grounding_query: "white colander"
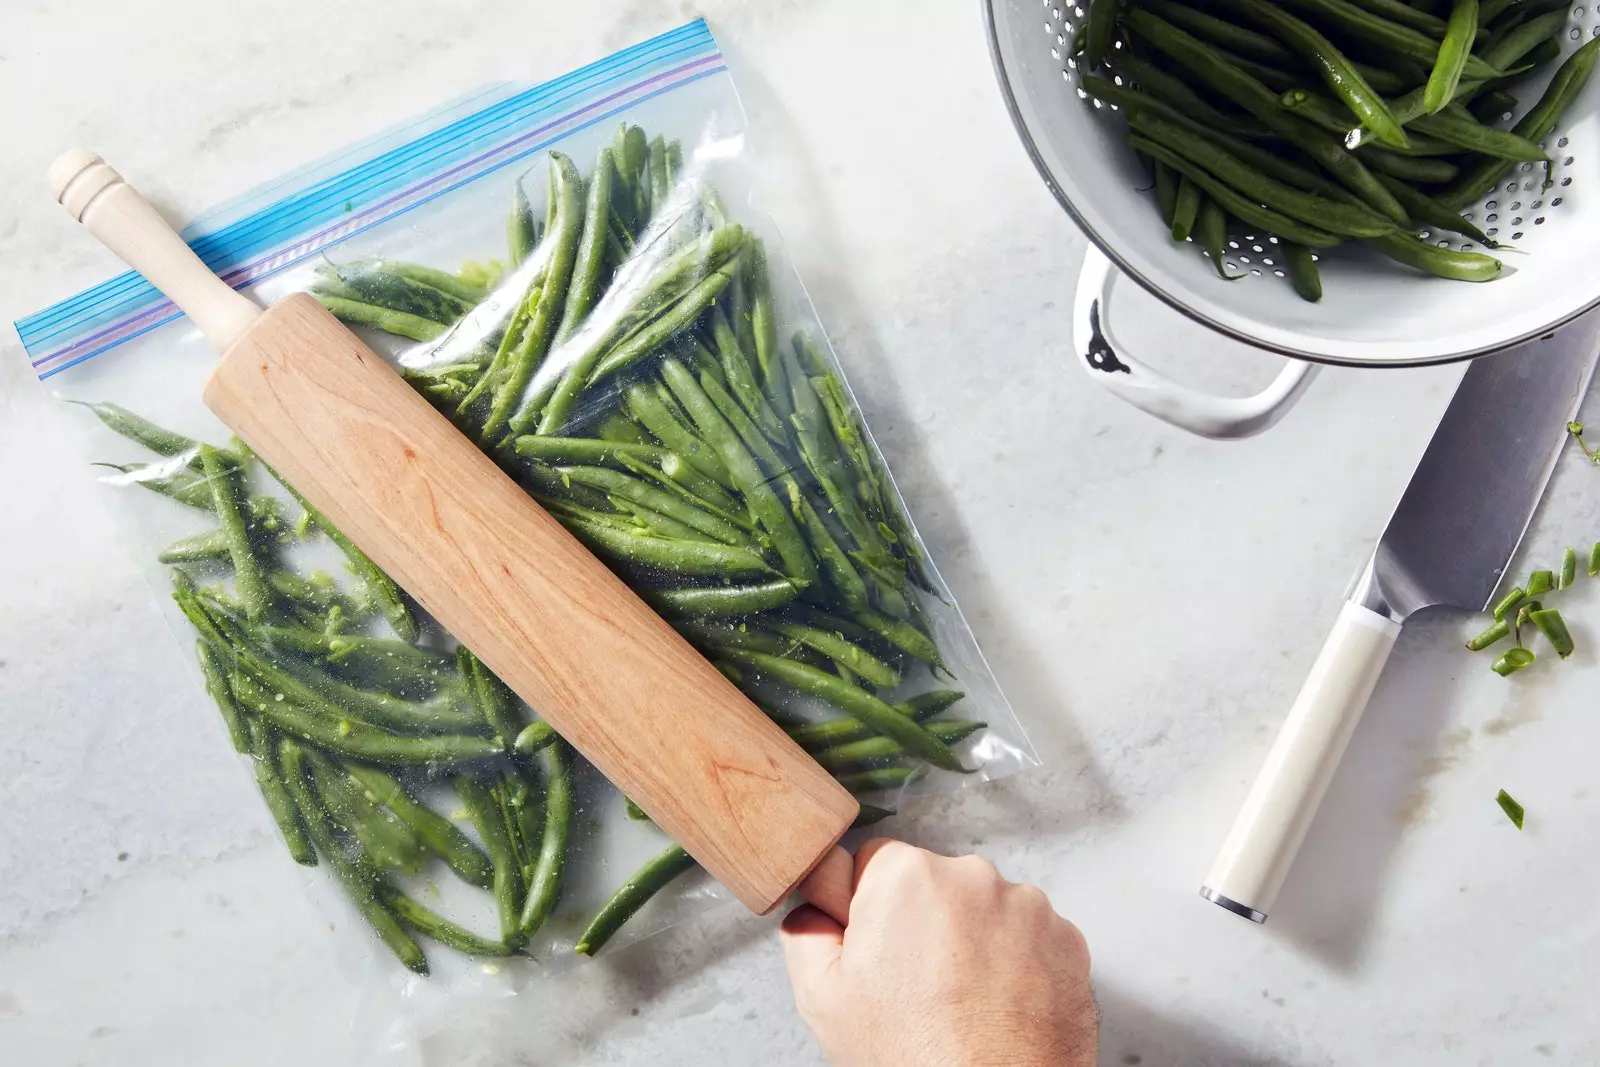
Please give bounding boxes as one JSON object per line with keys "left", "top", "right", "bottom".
{"left": 985, "top": 0, "right": 1600, "bottom": 436}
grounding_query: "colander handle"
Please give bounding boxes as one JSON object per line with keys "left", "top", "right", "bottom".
{"left": 1073, "top": 246, "right": 1318, "bottom": 439}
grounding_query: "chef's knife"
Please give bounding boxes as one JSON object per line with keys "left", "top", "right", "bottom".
{"left": 1201, "top": 325, "right": 1600, "bottom": 924}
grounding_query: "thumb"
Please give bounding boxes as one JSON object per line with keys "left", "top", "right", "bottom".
{"left": 778, "top": 903, "right": 844, "bottom": 1009}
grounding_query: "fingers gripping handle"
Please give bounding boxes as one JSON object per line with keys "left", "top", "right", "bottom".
{"left": 798, "top": 845, "right": 855, "bottom": 926}
{"left": 48, "top": 150, "right": 262, "bottom": 352}
{"left": 1201, "top": 602, "right": 1400, "bottom": 922}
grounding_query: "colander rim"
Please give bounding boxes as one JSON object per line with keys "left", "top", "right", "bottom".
{"left": 979, "top": 0, "right": 1600, "bottom": 369}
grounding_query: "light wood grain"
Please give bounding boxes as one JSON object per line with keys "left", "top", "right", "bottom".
{"left": 49, "top": 150, "right": 262, "bottom": 351}
{"left": 204, "top": 295, "right": 859, "bottom": 912}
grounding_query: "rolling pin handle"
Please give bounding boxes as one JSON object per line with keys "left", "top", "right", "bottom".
{"left": 48, "top": 149, "right": 262, "bottom": 351}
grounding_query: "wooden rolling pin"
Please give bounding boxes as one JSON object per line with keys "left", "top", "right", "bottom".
{"left": 49, "top": 150, "right": 861, "bottom": 922}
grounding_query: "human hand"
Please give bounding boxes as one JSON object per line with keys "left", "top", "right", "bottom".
{"left": 779, "top": 839, "right": 1096, "bottom": 1067}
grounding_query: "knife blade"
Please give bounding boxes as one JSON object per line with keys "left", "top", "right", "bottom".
{"left": 1201, "top": 320, "right": 1600, "bottom": 924}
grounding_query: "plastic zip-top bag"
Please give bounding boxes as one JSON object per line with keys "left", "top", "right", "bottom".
{"left": 16, "top": 17, "right": 1038, "bottom": 1041}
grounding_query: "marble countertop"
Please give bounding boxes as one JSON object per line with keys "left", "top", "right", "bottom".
{"left": 4, "top": 2, "right": 1600, "bottom": 1064}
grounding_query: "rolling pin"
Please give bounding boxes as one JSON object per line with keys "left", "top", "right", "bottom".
{"left": 49, "top": 150, "right": 861, "bottom": 922}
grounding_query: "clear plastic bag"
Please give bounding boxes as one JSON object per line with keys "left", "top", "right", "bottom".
{"left": 16, "top": 18, "right": 1038, "bottom": 1046}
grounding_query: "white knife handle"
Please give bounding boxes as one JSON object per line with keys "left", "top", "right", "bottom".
{"left": 1202, "top": 602, "right": 1400, "bottom": 922}
{"left": 48, "top": 149, "right": 262, "bottom": 351}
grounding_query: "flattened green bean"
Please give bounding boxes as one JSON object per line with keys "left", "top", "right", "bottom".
{"left": 644, "top": 579, "right": 800, "bottom": 617}
{"left": 202, "top": 445, "right": 271, "bottom": 620}
{"left": 279, "top": 739, "right": 427, "bottom": 974}
{"left": 518, "top": 739, "right": 571, "bottom": 936}
{"left": 245, "top": 717, "right": 317, "bottom": 866}
{"left": 454, "top": 774, "right": 525, "bottom": 948}
{"left": 561, "top": 465, "right": 746, "bottom": 545}
{"left": 574, "top": 842, "right": 696, "bottom": 956}
{"left": 197, "top": 639, "right": 249, "bottom": 753}
{"left": 385, "top": 891, "right": 515, "bottom": 957}
{"left": 559, "top": 515, "right": 774, "bottom": 578}
{"left": 344, "top": 764, "right": 493, "bottom": 889}
{"left": 724, "top": 650, "right": 962, "bottom": 770}
{"left": 305, "top": 748, "right": 425, "bottom": 876}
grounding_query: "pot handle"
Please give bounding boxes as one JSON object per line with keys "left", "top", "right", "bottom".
{"left": 1073, "top": 245, "right": 1320, "bottom": 440}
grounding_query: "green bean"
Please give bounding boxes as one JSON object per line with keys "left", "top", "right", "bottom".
{"left": 1525, "top": 567, "right": 1555, "bottom": 597}
{"left": 1126, "top": 134, "right": 1346, "bottom": 248}
{"left": 201, "top": 445, "right": 271, "bottom": 620}
{"left": 268, "top": 569, "right": 371, "bottom": 623}
{"left": 519, "top": 739, "right": 571, "bottom": 936}
{"left": 160, "top": 529, "right": 231, "bottom": 564}
{"left": 723, "top": 650, "right": 962, "bottom": 770}
{"left": 643, "top": 579, "right": 800, "bottom": 617}
{"left": 1482, "top": 9, "right": 1569, "bottom": 71}
{"left": 70, "top": 401, "right": 234, "bottom": 470}
{"left": 259, "top": 624, "right": 449, "bottom": 675}
{"left": 811, "top": 720, "right": 987, "bottom": 772}
{"left": 1219, "top": 0, "right": 1412, "bottom": 147}
{"left": 1154, "top": 160, "right": 1179, "bottom": 228}
{"left": 1284, "top": 243, "right": 1324, "bottom": 302}
{"left": 1373, "top": 173, "right": 1498, "bottom": 246}
{"left": 712, "top": 305, "right": 789, "bottom": 444}
{"left": 1115, "top": 54, "right": 1269, "bottom": 139}
{"left": 1470, "top": 88, "right": 1519, "bottom": 123}
{"left": 837, "top": 767, "right": 915, "bottom": 795}
{"left": 1589, "top": 542, "right": 1600, "bottom": 578}
{"left": 1197, "top": 200, "right": 1247, "bottom": 280}
{"left": 1467, "top": 616, "right": 1511, "bottom": 649}
{"left": 784, "top": 476, "right": 870, "bottom": 611}
{"left": 304, "top": 749, "right": 425, "bottom": 876}
{"left": 1559, "top": 546, "right": 1578, "bottom": 589}
{"left": 512, "top": 719, "right": 556, "bottom": 755}
{"left": 244, "top": 717, "right": 317, "bottom": 866}
{"left": 773, "top": 621, "right": 902, "bottom": 689}
{"left": 1439, "top": 36, "right": 1600, "bottom": 209}
{"left": 677, "top": 620, "right": 813, "bottom": 660}
{"left": 1144, "top": 0, "right": 1295, "bottom": 64}
{"left": 1128, "top": 112, "right": 1399, "bottom": 238}
{"left": 846, "top": 607, "right": 943, "bottom": 670}
{"left": 612, "top": 498, "right": 716, "bottom": 542}
{"left": 559, "top": 515, "right": 774, "bottom": 578}
{"left": 1426, "top": 0, "right": 1479, "bottom": 113}
{"left": 456, "top": 646, "right": 525, "bottom": 746}
{"left": 1123, "top": 10, "right": 1408, "bottom": 222}
{"left": 619, "top": 452, "right": 749, "bottom": 530}
{"left": 265, "top": 467, "right": 417, "bottom": 642}
{"left": 588, "top": 262, "right": 743, "bottom": 388}
{"left": 574, "top": 841, "right": 697, "bottom": 956}
{"left": 508, "top": 183, "right": 538, "bottom": 266}
{"left": 748, "top": 242, "right": 792, "bottom": 426}
{"left": 1171, "top": 177, "right": 1202, "bottom": 242}
{"left": 1349, "top": 0, "right": 1457, "bottom": 36}
{"left": 560, "top": 465, "right": 746, "bottom": 545}
{"left": 662, "top": 358, "right": 818, "bottom": 587}
{"left": 343, "top": 764, "right": 493, "bottom": 889}
{"left": 1411, "top": 108, "right": 1548, "bottom": 161}
{"left": 279, "top": 739, "right": 428, "bottom": 974}
{"left": 1261, "top": 0, "right": 1502, "bottom": 77}
{"left": 1279, "top": 89, "right": 1459, "bottom": 152}
{"left": 1357, "top": 146, "right": 1460, "bottom": 183}
{"left": 1365, "top": 232, "right": 1503, "bottom": 279}
{"left": 625, "top": 382, "right": 737, "bottom": 489}
{"left": 316, "top": 262, "right": 473, "bottom": 325}
{"left": 789, "top": 689, "right": 966, "bottom": 751}
{"left": 94, "top": 461, "right": 215, "bottom": 510}
{"left": 1493, "top": 585, "right": 1527, "bottom": 619}
{"left": 384, "top": 891, "right": 515, "bottom": 957}
{"left": 1491, "top": 646, "right": 1536, "bottom": 676}
{"left": 647, "top": 134, "right": 670, "bottom": 214}
{"left": 230, "top": 669, "right": 499, "bottom": 765}
{"left": 555, "top": 146, "right": 614, "bottom": 344}
{"left": 1528, "top": 608, "right": 1574, "bottom": 658}
{"left": 512, "top": 435, "right": 667, "bottom": 468}
{"left": 315, "top": 294, "right": 447, "bottom": 342}
{"left": 197, "top": 640, "right": 249, "bottom": 753}
{"left": 454, "top": 775, "right": 525, "bottom": 948}
{"left": 487, "top": 153, "right": 584, "bottom": 439}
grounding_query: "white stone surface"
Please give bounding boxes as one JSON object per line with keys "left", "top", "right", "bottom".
{"left": 3, "top": 2, "right": 1599, "bottom": 1065}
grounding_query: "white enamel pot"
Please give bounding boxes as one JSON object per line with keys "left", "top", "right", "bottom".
{"left": 984, "top": 0, "right": 1600, "bottom": 438}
